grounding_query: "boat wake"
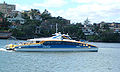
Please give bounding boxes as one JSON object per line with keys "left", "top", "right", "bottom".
{"left": 0, "top": 48, "right": 14, "bottom": 52}
{"left": 0, "top": 48, "right": 7, "bottom": 51}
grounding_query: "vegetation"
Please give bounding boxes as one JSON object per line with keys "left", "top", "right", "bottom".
{"left": 0, "top": 9, "right": 120, "bottom": 42}
{"left": 0, "top": 12, "right": 12, "bottom": 31}
{"left": 100, "top": 31, "right": 120, "bottom": 42}
{"left": 87, "top": 23, "right": 120, "bottom": 42}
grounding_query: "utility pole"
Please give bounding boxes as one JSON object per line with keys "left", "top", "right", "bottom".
{"left": 56, "top": 23, "right": 58, "bottom": 33}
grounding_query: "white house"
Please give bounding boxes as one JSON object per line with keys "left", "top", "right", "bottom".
{"left": 7, "top": 12, "right": 25, "bottom": 24}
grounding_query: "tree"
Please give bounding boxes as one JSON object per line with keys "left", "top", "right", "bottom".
{"left": 64, "top": 24, "right": 85, "bottom": 40}
{"left": 103, "top": 24, "right": 109, "bottom": 30}
{"left": 84, "top": 18, "right": 90, "bottom": 25}
{"left": 0, "top": 12, "right": 3, "bottom": 18}
{"left": 41, "top": 9, "right": 52, "bottom": 20}
{"left": 22, "top": 12, "right": 29, "bottom": 19}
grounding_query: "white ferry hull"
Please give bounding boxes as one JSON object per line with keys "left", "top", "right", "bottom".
{"left": 14, "top": 48, "right": 98, "bottom": 52}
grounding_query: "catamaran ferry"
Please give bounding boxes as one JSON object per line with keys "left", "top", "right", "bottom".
{"left": 5, "top": 32, "right": 98, "bottom": 52}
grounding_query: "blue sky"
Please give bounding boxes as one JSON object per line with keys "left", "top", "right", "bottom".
{"left": 1, "top": 0, "right": 120, "bottom": 23}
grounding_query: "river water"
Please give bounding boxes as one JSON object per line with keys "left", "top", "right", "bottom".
{"left": 0, "top": 39, "right": 120, "bottom": 72}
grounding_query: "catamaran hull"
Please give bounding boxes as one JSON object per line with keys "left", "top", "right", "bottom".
{"left": 14, "top": 48, "right": 98, "bottom": 52}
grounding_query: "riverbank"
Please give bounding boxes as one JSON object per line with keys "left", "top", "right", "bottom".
{"left": 1, "top": 38, "right": 120, "bottom": 43}
{"left": 89, "top": 40, "right": 120, "bottom": 43}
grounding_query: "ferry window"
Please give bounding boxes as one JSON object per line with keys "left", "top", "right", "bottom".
{"left": 43, "top": 41, "right": 47, "bottom": 45}
{"left": 58, "top": 41, "right": 61, "bottom": 44}
{"left": 46, "top": 41, "right": 50, "bottom": 44}
{"left": 36, "top": 41, "right": 40, "bottom": 43}
{"left": 31, "top": 41, "right": 34, "bottom": 43}
{"left": 61, "top": 41, "right": 69, "bottom": 45}
{"left": 43, "top": 41, "right": 52, "bottom": 45}
{"left": 43, "top": 41, "right": 62, "bottom": 45}
{"left": 53, "top": 41, "right": 57, "bottom": 45}
{"left": 50, "top": 41, "right": 53, "bottom": 45}
{"left": 46, "top": 41, "right": 50, "bottom": 45}
{"left": 49, "top": 41, "right": 53, "bottom": 45}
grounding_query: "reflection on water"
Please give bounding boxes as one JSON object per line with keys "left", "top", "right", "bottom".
{"left": 0, "top": 39, "right": 120, "bottom": 72}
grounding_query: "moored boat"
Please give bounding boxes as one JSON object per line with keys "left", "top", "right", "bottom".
{"left": 5, "top": 32, "right": 98, "bottom": 52}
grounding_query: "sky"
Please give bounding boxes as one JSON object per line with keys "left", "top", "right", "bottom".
{"left": 0, "top": 0, "right": 120, "bottom": 23}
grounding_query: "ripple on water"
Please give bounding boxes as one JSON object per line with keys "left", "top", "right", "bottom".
{"left": 0, "top": 39, "right": 120, "bottom": 72}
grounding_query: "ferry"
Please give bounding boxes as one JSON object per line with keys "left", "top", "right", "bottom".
{"left": 5, "top": 32, "right": 98, "bottom": 52}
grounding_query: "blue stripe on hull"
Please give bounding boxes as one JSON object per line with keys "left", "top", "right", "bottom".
{"left": 15, "top": 48, "right": 98, "bottom": 52}
{"left": 15, "top": 44, "right": 97, "bottom": 49}
{"left": 14, "top": 44, "right": 98, "bottom": 52}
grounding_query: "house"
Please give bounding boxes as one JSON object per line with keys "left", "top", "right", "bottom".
{"left": 35, "top": 15, "right": 42, "bottom": 21}
{"left": 7, "top": 12, "right": 25, "bottom": 24}
{"left": 0, "top": 1, "right": 16, "bottom": 17}
{"left": 82, "top": 18, "right": 95, "bottom": 35}
{"left": 99, "top": 22, "right": 120, "bottom": 29}
{"left": 114, "top": 28, "right": 120, "bottom": 33}
{"left": 82, "top": 27, "right": 94, "bottom": 35}
{"left": 35, "top": 26, "right": 41, "bottom": 34}
{"left": 99, "top": 22, "right": 120, "bottom": 33}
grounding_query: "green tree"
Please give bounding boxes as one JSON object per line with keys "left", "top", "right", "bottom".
{"left": 0, "top": 12, "right": 3, "bottom": 18}
{"left": 41, "top": 9, "right": 52, "bottom": 20}
{"left": 22, "top": 12, "right": 29, "bottom": 19}
{"left": 64, "top": 24, "right": 85, "bottom": 40}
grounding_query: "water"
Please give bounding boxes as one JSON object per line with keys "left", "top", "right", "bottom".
{"left": 0, "top": 39, "right": 120, "bottom": 72}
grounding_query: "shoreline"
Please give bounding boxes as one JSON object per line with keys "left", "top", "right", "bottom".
{"left": 0, "top": 38, "right": 120, "bottom": 43}
{"left": 89, "top": 40, "right": 120, "bottom": 43}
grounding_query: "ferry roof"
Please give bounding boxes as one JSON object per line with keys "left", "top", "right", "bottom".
{"left": 27, "top": 37, "right": 60, "bottom": 41}
{"left": 28, "top": 32, "right": 72, "bottom": 41}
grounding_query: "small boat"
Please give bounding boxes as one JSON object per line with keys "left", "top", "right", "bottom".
{"left": 5, "top": 32, "right": 98, "bottom": 52}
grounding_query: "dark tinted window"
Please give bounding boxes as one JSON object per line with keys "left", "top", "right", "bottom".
{"left": 36, "top": 41, "right": 40, "bottom": 43}
{"left": 43, "top": 41, "right": 79, "bottom": 45}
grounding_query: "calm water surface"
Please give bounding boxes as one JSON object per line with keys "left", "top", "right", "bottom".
{"left": 0, "top": 39, "right": 120, "bottom": 72}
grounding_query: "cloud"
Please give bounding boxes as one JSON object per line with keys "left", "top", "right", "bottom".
{"left": 16, "top": 3, "right": 42, "bottom": 11}
{"left": 33, "top": 0, "right": 67, "bottom": 8}
{"left": 15, "top": 0, "right": 120, "bottom": 23}
{"left": 73, "top": 0, "right": 120, "bottom": 5}
{"left": 16, "top": 4, "right": 33, "bottom": 11}
{"left": 50, "top": 0, "right": 120, "bottom": 23}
